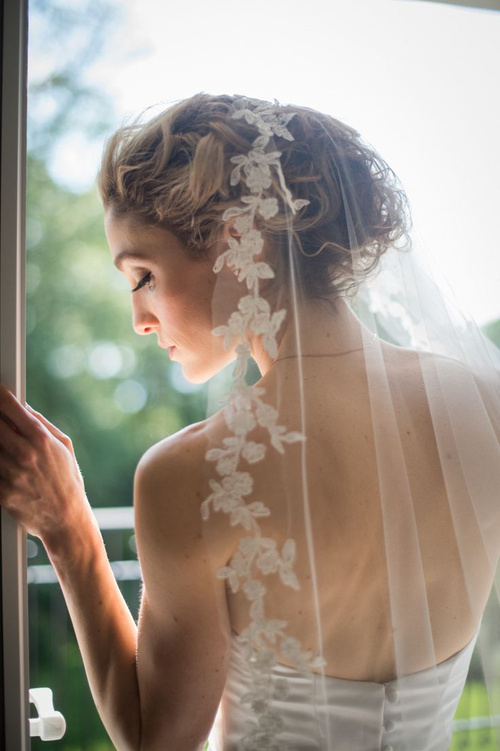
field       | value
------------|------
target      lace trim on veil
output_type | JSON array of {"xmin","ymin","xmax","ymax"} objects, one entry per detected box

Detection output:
[{"xmin": 200, "ymin": 99, "xmax": 323, "ymax": 749}]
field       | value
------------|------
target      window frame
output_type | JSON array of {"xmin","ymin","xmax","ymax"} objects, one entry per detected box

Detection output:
[{"xmin": 0, "ymin": 0, "xmax": 29, "ymax": 748}]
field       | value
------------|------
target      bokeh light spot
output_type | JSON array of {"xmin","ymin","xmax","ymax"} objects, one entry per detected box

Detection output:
[
  {"xmin": 113, "ymin": 379, "xmax": 147, "ymax": 414},
  {"xmin": 88, "ymin": 341, "xmax": 123, "ymax": 379},
  {"xmin": 47, "ymin": 344, "xmax": 86, "ymax": 378}
]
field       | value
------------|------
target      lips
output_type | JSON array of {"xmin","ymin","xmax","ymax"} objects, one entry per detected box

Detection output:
[{"xmin": 158, "ymin": 340, "xmax": 176, "ymax": 358}]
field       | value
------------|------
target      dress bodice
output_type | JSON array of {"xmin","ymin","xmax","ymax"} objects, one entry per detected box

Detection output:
[{"xmin": 209, "ymin": 631, "xmax": 477, "ymax": 751}]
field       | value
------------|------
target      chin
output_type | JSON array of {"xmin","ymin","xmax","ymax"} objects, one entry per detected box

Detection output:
[
  {"xmin": 182, "ymin": 368, "xmax": 212, "ymax": 385},
  {"xmin": 180, "ymin": 361, "xmax": 218, "ymax": 385},
  {"xmin": 181, "ymin": 352, "xmax": 236, "ymax": 384}
]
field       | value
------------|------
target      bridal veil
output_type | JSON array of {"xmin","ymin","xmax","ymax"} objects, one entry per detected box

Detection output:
[{"xmin": 99, "ymin": 94, "xmax": 500, "ymax": 750}]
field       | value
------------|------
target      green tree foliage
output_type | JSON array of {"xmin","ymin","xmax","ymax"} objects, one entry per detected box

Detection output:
[
  {"xmin": 28, "ymin": 0, "xmax": 117, "ymax": 160},
  {"xmin": 26, "ymin": 0, "xmax": 210, "ymax": 508},
  {"xmin": 27, "ymin": 154, "xmax": 208, "ymax": 507},
  {"xmin": 26, "ymin": 3, "xmax": 210, "ymax": 748},
  {"xmin": 26, "ymin": 152, "xmax": 212, "ymax": 751}
]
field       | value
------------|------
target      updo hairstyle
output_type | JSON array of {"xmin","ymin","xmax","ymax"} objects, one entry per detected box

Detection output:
[{"xmin": 98, "ymin": 93, "xmax": 410, "ymax": 298}]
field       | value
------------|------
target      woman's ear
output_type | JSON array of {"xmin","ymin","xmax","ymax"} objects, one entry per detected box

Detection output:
[
  {"xmin": 221, "ymin": 214, "xmax": 256, "ymax": 243},
  {"xmin": 220, "ymin": 217, "xmax": 242, "ymax": 243}
]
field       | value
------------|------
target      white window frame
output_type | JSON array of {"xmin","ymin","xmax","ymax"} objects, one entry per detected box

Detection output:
[{"xmin": 1, "ymin": 0, "xmax": 29, "ymax": 748}]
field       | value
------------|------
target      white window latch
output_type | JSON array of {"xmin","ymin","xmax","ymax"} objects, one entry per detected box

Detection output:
[{"xmin": 29, "ymin": 687, "xmax": 66, "ymax": 741}]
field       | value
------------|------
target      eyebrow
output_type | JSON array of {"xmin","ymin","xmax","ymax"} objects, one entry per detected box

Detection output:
[{"xmin": 113, "ymin": 251, "xmax": 150, "ymax": 270}]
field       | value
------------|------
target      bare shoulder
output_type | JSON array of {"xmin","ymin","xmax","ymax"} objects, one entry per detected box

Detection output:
[
  {"xmin": 133, "ymin": 416, "xmax": 231, "ymax": 750},
  {"xmin": 133, "ymin": 412, "xmax": 231, "ymax": 564},
  {"xmin": 384, "ymin": 344, "xmax": 499, "ymax": 432},
  {"xmin": 136, "ymin": 419, "xmax": 209, "ymax": 492},
  {"xmin": 135, "ymin": 419, "xmax": 209, "ymax": 534},
  {"xmin": 384, "ymin": 342, "xmax": 485, "ymax": 387}
]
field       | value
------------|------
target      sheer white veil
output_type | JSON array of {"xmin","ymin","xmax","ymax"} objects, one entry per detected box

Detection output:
[
  {"xmin": 101, "ymin": 93, "xmax": 500, "ymax": 750},
  {"xmin": 202, "ymin": 95, "xmax": 500, "ymax": 750}
]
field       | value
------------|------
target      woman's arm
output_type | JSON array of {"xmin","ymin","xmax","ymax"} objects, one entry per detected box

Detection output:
[
  {"xmin": 0, "ymin": 385, "xmax": 141, "ymax": 748},
  {"xmin": 47, "ymin": 516, "xmax": 141, "ymax": 749},
  {"xmin": 133, "ymin": 431, "xmax": 231, "ymax": 750},
  {"xmin": 0, "ymin": 385, "xmax": 230, "ymax": 750}
]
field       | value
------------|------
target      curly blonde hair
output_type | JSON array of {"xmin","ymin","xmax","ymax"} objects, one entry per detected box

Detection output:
[{"xmin": 98, "ymin": 93, "xmax": 410, "ymax": 298}]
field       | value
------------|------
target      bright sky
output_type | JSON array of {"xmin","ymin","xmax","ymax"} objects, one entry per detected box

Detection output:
[{"xmin": 48, "ymin": 0, "xmax": 500, "ymax": 324}]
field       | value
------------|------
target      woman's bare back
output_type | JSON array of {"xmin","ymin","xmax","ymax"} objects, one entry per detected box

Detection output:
[{"xmin": 210, "ymin": 344, "xmax": 494, "ymax": 683}]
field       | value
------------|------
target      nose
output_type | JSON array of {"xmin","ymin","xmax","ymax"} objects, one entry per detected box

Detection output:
[{"xmin": 131, "ymin": 297, "xmax": 159, "ymax": 336}]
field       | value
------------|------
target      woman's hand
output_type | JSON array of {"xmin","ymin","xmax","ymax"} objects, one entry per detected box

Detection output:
[{"xmin": 0, "ymin": 384, "xmax": 88, "ymax": 543}]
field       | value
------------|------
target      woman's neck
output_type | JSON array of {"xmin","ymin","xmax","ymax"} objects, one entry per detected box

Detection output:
[{"xmin": 250, "ymin": 298, "xmax": 369, "ymax": 376}]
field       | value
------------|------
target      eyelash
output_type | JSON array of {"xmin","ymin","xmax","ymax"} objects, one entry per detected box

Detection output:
[{"xmin": 131, "ymin": 272, "xmax": 152, "ymax": 293}]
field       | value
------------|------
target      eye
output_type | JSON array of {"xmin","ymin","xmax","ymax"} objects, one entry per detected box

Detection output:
[{"xmin": 131, "ymin": 272, "xmax": 153, "ymax": 293}]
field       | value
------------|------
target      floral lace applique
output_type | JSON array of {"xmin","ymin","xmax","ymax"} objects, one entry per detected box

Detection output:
[{"xmin": 201, "ymin": 99, "xmax": 323, "ymax": 750}]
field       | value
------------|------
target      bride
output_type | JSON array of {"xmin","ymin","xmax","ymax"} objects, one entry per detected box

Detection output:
[{"xmin": 0, "ymin": 93, "xmax": 499, "ymax": 751}]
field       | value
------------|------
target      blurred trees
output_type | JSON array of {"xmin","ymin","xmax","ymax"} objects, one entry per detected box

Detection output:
[
  {"xmin": 26, "ymin": 0, "xmax": 208, "ymax": 509},
  {"xmin": 28, "ymin": 0, "xmax": 116, "ymax": 160},
  {"xmin": 26, "ymin": 157, "xmax": 209, "ymax": 747},
  {"xmin": 26, "ymin": 154, "xmax": 207, "ymax": 506},
  {"xmin": 26, "ymin": 2, "xmax": 208, "ymax": 749}
]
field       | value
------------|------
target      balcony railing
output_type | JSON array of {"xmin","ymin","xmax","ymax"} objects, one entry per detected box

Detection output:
[
  {"xmin": 27, "ymin": 507, "xmax": 500, "ymax": 746},
  {"xmin": 28, "ymin": 507, "xmax": 140, "ymax": 584}
]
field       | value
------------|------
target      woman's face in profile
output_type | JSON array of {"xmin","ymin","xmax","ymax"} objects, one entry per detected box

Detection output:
[{"xmin": 105, "ymin": 212, "xmax": 238, "ymax": 383}]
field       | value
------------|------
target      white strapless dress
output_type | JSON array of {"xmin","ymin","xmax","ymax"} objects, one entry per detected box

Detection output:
[{"xmin": 209, "ymin": 632, "xmax": 477, "ymax": 751}]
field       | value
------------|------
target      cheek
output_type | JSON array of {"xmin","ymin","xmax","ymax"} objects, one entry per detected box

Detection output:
[
  {"xmin": 176, "ymin": 296, "xmax": 214, "ymax": 331},
  {"xmin": 210, "ymin": 269, "xmax": 242, "ymax": 329},
  {"xmin": 177, "ymin": 268, "xmax": 222, "ymax": 329}
]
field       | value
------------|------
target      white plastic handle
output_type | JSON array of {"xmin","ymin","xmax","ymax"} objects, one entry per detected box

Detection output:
[{"xmin": 29, "ymin": 687, "xmax": 66, "ymax": 741}]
